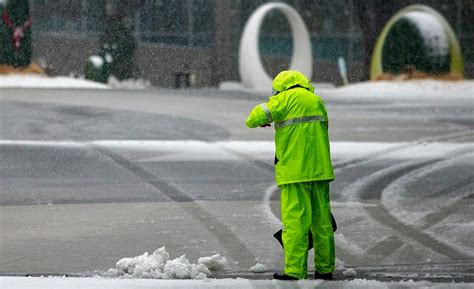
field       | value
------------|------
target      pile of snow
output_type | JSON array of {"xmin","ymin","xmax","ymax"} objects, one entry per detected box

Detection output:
[
  {"xmin": 196, "ymin": 254, "xmax": 227, "ymax": 271},
  {"xmin": 322, "ymin": 80, "xmax": 474, "ymax": 102},
  {"xmin": 105, "ymin": 247, "xmax": 227, "ymax": 279},
  {"xmin": 336, "ymin": 259, "xmax": 357, "ymax": 277},
  {"xmin": 108, "ymin": 76, "xmax": 152, "ymax": 90},
  {"xmin": 343, "ymin": 268, "xmax": 357, "ymax": 277},
  {"xmin": 88, "ymin": 55, "xmax": 106, "ymax": 69},
  {"xmin": 249, "ymin": 263, "xmax": 267, "ymax": 273},
  {"xmin": 0, "ymin": 74, "xmax": 151, "ymax": 90},
  {"xmin": 0, "ymin": 74, "xmax": 109, "ymax": 89},
  {"xmin": 222, "ymin": 79, "xmax": 473, "ymax": 103}
]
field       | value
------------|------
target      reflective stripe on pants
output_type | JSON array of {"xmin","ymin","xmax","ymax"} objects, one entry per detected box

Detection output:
[{"xmin": 281, "ymin": 181, "xmax": 335, "ymax": 279}]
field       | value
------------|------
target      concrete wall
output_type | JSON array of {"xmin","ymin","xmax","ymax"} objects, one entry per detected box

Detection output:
[
  {"xmin": 33, "ymin": 35, "xmax": 97, "ymax": 77},
  {"xmin": 32, "ymin": 35, "xmax": 215, "ymax": 88},
  {"xmin": 135, "ymin": 43, "xmax": 215, "ymax": 88}
]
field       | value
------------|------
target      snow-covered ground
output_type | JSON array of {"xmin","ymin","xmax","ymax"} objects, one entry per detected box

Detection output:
[
  {"xmin": 319, "ymin": 79, "xmax": 474, "ymax": 102},
  {"xmin": 1, "ymin": 75, "xmax": 472, "ymax": 288},
  {"xmin": 1, "ymin": 139, "xmax": 471, "ymax": 261},
  {"xmin": 0, "ymin": 74, "xmax": 151, "ymax": 90},
  {"xmin": 2, "ymin": 276, "xmax": 473, "ymax": 289},
  {"xmin": 223, "ymin": 78, "xmax": 474, "ymax": 102},
  {"xmin": 2, "ymin": 139, "xmax": 468, "ymax": 162},
  {"xmin": 1, "ymin": 74, "xmax": 473, "ymax": 102},
  {"xmin": 0, "ymin": 74, "xmax": 109, "ymax": 89},
  {"xmin": 103, "ymin": 246, "xmax": 227, "ymax": 279}
]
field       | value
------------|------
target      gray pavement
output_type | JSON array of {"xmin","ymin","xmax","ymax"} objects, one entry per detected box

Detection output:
[{"xmin": 0, "ymin": 87, "xmax": 473, "ymax": 282}]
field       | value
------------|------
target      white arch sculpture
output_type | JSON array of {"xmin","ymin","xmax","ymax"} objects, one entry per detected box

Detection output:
[{"xmin": 239, "ymin": 2, "xmax": 312, "ymax": 91}]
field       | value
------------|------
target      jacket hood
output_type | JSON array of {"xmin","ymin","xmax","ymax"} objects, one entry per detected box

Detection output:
[{"xmin": 272, "ymin": 70, "xmax": 314, "ymax": 94}]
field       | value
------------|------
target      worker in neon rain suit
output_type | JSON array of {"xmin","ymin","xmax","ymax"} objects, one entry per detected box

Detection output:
[{"xmin": 245, "ymin": 70, "xmax": 335, "ymax": 280}]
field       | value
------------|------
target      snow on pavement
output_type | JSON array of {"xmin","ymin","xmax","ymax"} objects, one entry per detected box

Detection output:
[
  {"xmin": 1, "ymin": 140, "xmax": 469, "ymax": 163},
  {"xmin": 382, "ymin": 153, "xmax": 474, "ymax": 227},
  {"xmin": 249, "ymin": 263, "xmax": 267, "ymax": 273},
  {"xmin": 1, "ymin": 74, "xmax": 473, "ymax": 103},
  {"xmin": 2, "ymin": 276, "xmax": 472, "ymax": 289},
  {"xmin": 0, "ymin": 74, "xmax": 109, "ymax": 89},
  {"xmin": 103, "ymin": 246, "xmax": 226, "ymax": 279},
  {"xmin": 0, "ymin": 74, "xmax": 472, "ymax": 287},
  {"xmin": 0, "ymin": 74, "xmax": 151, "ymax": 89},
  {"xmin": 380, "ymin": 152, "xmax": 474, "ymax": 257},
  {"xmin": 319, "ymin": 79, "xmax": 474, "ymax": 102}
]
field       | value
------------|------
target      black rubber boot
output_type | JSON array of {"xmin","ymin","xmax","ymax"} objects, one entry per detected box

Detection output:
[
  {"xmin": 273, "ymin": 272, "xmax": 299, "ymax": 280},
  {"xmin": 314, "ymin": 271, "xmax": 333, "ymax": 280}
]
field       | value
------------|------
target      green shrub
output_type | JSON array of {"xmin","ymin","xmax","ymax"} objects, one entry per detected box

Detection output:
[
  {"xmin": 382, "ymin": 13, "xmax": 450, "ymax": 75},
  {"xmin": 84, "ymin": 54, "xmax": 112, "ymax": 83}
]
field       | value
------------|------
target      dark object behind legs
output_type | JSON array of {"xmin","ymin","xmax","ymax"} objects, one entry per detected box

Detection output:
[{"xmin": 273, "ymin": 213, "xmax": 337, "ymax": 250}]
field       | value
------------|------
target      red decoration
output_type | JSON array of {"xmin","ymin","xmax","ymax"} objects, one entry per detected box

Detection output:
[{"xmin": 2, "ymin": 9, "xmax": 32, "ymax": 52}]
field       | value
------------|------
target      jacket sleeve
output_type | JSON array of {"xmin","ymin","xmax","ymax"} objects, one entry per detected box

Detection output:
[
  {"xmin": 245, "ymin": 103, "xmax": 270, "ymax": 128},
  {"xmin": 245, "ymin": 95, "xmax": 285, "ymax": 128}
]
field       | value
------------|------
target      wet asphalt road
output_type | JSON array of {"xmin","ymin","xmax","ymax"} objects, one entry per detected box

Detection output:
[{"xmin": 0, "ymin": 87, "xmax": 473, "ymax": 281}]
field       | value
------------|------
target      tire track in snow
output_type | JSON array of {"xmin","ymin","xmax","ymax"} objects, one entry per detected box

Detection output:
[
  {"xmin": 345, "ymin": 157, "xmax": 472, "ymax": 261},
  {"xmin": 427, "ymin": 175, "xmax": 474, "ymax": 199},
  {"xmin": 365, "ymin": 205, "xmax": 469, "ymax": 260},
  {"xmin": 343, "ymin": 160, "xmax": 439, "ymax": 201},
  {"xmin": 89, "ymin": 144, "xmax": 257, "ymax": 268},
  {"xmin": 329, "ymin": 131, "xmax": 474, "ymax": 264},
  {"xmin": 333, "ymin": 129, "xmax": 474, "ymax": 170},
  {"xmin": 212, "ymin": 130, "xmax": 474, "ymax": 266},
  {"xmin": 419, "ymin": 179, "xmax": 474, "ymax": 230},
  {"xmin": 379, "ymin": 151, "xmax": 474, "ymax": 252},
  {"xmin": 255, "ymin": 130, "xmax": 474, "ymax": 227}
]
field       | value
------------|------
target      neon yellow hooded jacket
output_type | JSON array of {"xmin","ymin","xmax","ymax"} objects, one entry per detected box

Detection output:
[{"xmin": 245, "ymin": 70, "xmax": 334, "ymax": 186}]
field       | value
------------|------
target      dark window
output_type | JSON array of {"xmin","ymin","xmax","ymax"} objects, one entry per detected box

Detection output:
[{"xmin": 139, "ymin": 0, "xmax": 214, "ymax": 48}]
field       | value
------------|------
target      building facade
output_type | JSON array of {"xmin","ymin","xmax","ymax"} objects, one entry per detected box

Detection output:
[{"xmin": 29, "ymin": 0, "xmax": 474, "ymax": 87}]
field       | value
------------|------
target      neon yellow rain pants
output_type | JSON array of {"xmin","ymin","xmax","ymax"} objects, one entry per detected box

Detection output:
[{"xmin": 281, "ymin": 181, "xmax": 335, "ymax": 279}]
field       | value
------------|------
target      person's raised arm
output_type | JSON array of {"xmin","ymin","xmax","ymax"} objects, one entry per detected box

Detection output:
[
  {"xmin": 245, "ymin": 95, "xmax": 284, "ymax": 128},
  {"xmin": 245, "ymin": 102, "xmax": 273, "ymax": 128}
]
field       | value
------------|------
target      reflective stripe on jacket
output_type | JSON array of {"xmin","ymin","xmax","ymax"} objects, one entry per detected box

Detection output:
[{"xmin": 245, "ymin": 70, "xmax": 334, "ymax": 186}]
